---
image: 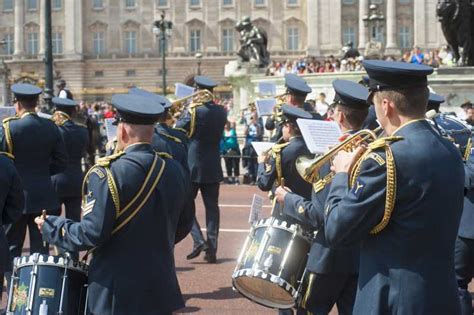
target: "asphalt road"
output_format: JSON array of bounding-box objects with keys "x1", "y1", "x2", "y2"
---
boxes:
[{"x1": 2, "y1": 184, "x2": 473, "y2": 314}]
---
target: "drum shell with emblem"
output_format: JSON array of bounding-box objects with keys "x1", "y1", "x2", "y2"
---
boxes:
[
  {"x1": 6, "y1": 254, "x2": 88, "y2": 315},
  {"x1": 431, "y1": 114, "x2": 473, "y2": 159},
  {"x1": 232, "y1": 218, "x2": 312, "y2": 309}
]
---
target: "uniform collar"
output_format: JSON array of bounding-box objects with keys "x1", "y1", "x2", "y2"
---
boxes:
[
  {"x1": 124, "y1": 142, "x2": 152, "y2": 153},
  {"x1": 392, "y1": 118, "x2": 426, "y2": 136},
  {"x1": 20, "y1": 111, "x2": 37, "y2": 119}
]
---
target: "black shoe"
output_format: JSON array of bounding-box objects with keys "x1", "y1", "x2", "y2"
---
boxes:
[
  {"x1": 187, "y1": 242, "x2": 207, "y2": 260},
  {"x1": 204, "y1": 251, "x2": 217, "y2": 263}
]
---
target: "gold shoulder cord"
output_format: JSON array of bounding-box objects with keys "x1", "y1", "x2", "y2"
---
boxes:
[
  {"x1": 187, "y1": 103, "x2": 203, "y2": 138},
  {"x1": 96, "y1": 151, "x2": 126, "y2": 215},
  {"x1": 350, "y1": 136, "x2": 403, "y2": 235},
  {"x1": 464, "y1": 137, "x2": 472, "y2": 161},
  {"x1": 2, "y1": 117, "x2": 19, "y2": 155},
  {"x1": 271, "y1": 142, "x2": 290, "y2": 186},
  {"x1": 51, "y1": 111, "x2": 71, "y2": 126},
  {"x1": 0, "y1": 151, "x2": 14, "y2": 159},
  {"x1": 158, "y1": 131, "x2": 182, "y2": 144}
]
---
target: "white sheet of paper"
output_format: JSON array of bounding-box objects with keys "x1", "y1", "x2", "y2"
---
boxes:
[
  {"x1": 255, "y1": 98, "x2": 276, "y2": 117},
  {"x1": 0, "y1": 107, "x2": 16, "y2": 121},
  {"x1": 251, "y1": 141, "x2": 275, "y2": 156},
  {"x1": 37, "y1": 112, "x2": 52, "y2": 119},
  {"x1": 104, "y1": 118, "x2": 117, "y2": 142},
  {"x1": 249, "y1": 194, "x2": 265, "y2": 224},
  {"x1": 258, "y1": 82, "x2": 276, "y2": 96},
  {"x1": 175, "y1": 83, "x2": 194, "y2": 98},
  {"x1": 297, "y1": 119, "x2": 342, "y2": 154}
]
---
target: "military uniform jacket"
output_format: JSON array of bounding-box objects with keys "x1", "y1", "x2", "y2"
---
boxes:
[
  {"x1": 152, "y1": 123, "x2": 188, "y2": 172},
  {"x1": 0, "y1": 153, "x2": 24, "y2": 274},
  {"x1": 283, "y1": 159, "x2": 359, "y2": 274},
  {"x1": 257, "y1": 136, "x2": 312, "y2": 222},
  {"x1": 176, "y1": 101, "x2": 227, "y2": 184},
  {"x1": 324, "y1": 120, "x2": 464, "y2": 315},
  {"x1": 42, "y1": 143, "x2": 194, "y2": 315},
  {"x1": 459, "y1": 138, "x2": 474, "y2": 239},
  {"x1": 51, "y1": 119, "x2": 89, "y2": 198},
  {"x1": 0, "y1": 112, "x2": 67, "y2": 213}
]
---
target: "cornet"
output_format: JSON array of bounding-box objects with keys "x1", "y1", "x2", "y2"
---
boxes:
[{"x1": 169, "y1": 89, "x2": 214, "y2": 118}]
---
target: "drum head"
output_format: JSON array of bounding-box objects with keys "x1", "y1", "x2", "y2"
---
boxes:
[{"x1": 233, "y1": 276, "x2": 294, "y2": 309}]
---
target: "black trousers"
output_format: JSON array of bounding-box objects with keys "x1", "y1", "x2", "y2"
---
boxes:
[
  {"x1": 279, "y1": 272, "x2": 358, "y2": 315},
  {"x1": 224, "y1": 156, "x2": 240, "y2": 177},
  {"x1": 189, "y1": 182, "x2": 220, "y2": 254},
  {"x1": 57, "y1": 196, "x2": 82, "y2": 260},
  {"x1": 5, "y1": 212, "x2": 56, "y2": 259},
  {"x1": 455, "y1": 236, "x2": 474, "y2": 315}
]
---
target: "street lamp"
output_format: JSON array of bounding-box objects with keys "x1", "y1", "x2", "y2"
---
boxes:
[
  {"x1": 153, "y1": 11, "x2": 173, "y2": 96},
  {"x1": 195, "y1": 52, "x2": 202, "y2": 75},
  {"x1": 43, "y1": 0, "x2": 53, "y2": 109},
  {"x1": 362, "y1": 4, "x2": 385, "y2": 43}
]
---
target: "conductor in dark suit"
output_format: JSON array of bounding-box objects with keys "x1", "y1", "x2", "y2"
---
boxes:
[
  {"x1": 36, "y1": 94, "x2": 193, "y2": 315},
  {"x1": 176, "y1": 76, "x2": 228, "y2": 263},
  {"x1": 0, "y1": 84, "x2": 67, "y2": 258}
]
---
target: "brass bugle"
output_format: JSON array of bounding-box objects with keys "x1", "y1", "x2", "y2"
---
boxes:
[
  {"x1": 169, "y1": 89, "x2": 214, "y2": 117},
  {"x1": 296, "y1": 127, "x2": 382, "y2": 184}
]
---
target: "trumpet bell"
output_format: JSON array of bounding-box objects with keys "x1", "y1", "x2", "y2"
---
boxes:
[{"x1": 296, "y1": 154, "x2": 321, "y2": 183}]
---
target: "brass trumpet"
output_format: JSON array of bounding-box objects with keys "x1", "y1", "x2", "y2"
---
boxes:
[
  {"x1": 296, "y1": 127, "x2": 382, "y2": 184},
  {"x1": 169, "y1": 89, "x2": 215, "y2": 118}
]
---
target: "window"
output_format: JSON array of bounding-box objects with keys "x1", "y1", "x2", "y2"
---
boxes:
[
  {"x1": 342, "y1": 0, "x2": 355, "y2": 4},
  {"x1": 125, "y1": 0, "x2": 135, "y2": 7},
  {"x1": 95, "y1": 70, "x2": 104, "y2": 77},
  {"x1": 222, "y1": 0, "x2": 232, "y2": 5},
  {"x1": 126, "y1": 69, "x2": 136, "y2": 77},
  {"x1": 222, "y1": 29, "x2": 233, "y2": 52},
  {"x1": 255, "y1": 0, "x2": 265, "y2": 5},
  {"x1": 399, "y1": 26, "x2": 411, "y2": 49},
  {"x1": 27, "y1": 0, "x2": 37, "y2": 10},
  {"x1": 399, "y1": 0, "x2": 410, "y2": 3},
  {"x1": 189, "y1": 29, "x2": 200, "y2": 53},
  {"x1": 93, "y1": 0, "x2": 103, "y2": 9},
  {"x1": 287, "y1": 0, "x2": 297, "y2": 5},
  {"x1": 287, "y1": 27, "x2": 299, "y2": 51},
  {"x1": 3, "y1": 33, "x2": 14, "y2": 55},
  {"x1": 52, "y1": 32, "x2": 63, "y2": 54},
  {"x1": 27, "y1": 33, "x2": 38, "y2": 55},
  {"x1": 190, "y1": 0, "x2": 200, "y2": 6},
  {"x1": 93, "y1": 32, "x2": 105, "y2": 54},
  {"x1": 343, "y1": 26, "x2": 356, "y2": 47},
  {"x1": 3, "y1": 0, "x2": 13, "y2": 11},
  {"x1": 157, "y1": 0, "x2": 168, "y2": 6},
  {"x1": 372, "y1": 26, "x2": 384, "y2": 43},
  {"x1": 124, "y1": 31, "x2": 137, "y2": 54},
  {"x1": 52, "y1": 0, "x2": 62, "y2": 10}
]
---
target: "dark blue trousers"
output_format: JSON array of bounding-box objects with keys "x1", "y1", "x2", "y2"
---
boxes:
[{"x1": 455, "y1": 236, "x2": 474, "y2": 315}]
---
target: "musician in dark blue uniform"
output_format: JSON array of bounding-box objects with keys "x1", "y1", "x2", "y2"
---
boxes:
[
  {"x1": 325, "y1": 61, "x2": 464, "y2": 314},
  {"x1": 0, "y1": 84, "x2": 67, "y2": 258},
  {"x1": 257, "y1": 104, "x2": 313, "y2": 223},
  {"x1": 427, "y1": 92, "x2": 445, "y2": 113},
  {"x1": 266, "y1": 74, "x2": 320, "y2": 141},
  {"x1": 175, "y1": 76, "x2": 227, "y2": 263},
  {"x1": 35, "y1": 94, "x2": 194, "y2": 315},
  {"x1": 0, "y1": 152, "x2": 24, "y2": 299},
  {"x1": 275, "y1": 80, "x2": 368, "y2": 315}
]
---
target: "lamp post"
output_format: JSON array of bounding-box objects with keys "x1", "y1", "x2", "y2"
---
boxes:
[
  {"x1": 43, "y1": 0, "x2": 53, "y2": 109},
  {"x1": 362, "y1": 4, "x2": 385, "y2": 43},
  {"x1": 153, "y1": 11, "x2": 173, "y2": 96},
  {"x1": 195, "y1": 52, "x2": 202, "y2": 75}
]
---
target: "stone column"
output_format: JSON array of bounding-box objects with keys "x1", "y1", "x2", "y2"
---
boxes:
[
  {"x1": 358, "y1": 0, "x2": 368, "y2": 51},
  {"x1": 306, "y1": 0, "x2": 320, "y2": 56},
  {"x1": 385, "y1": 0, "x2": 400, "y2": 55},
  {"x1": 413, "y1": 0, "x2": 426, "y2": 48},
  {"x1": 39, "y1": 0, "x2": 46, "y2": 55},
  {"x1": 64, "y1": 0, "x2": 82, "y2": 57},
  {"x1": 14, "y1": 0, "x2": 24, "y2": 56}
]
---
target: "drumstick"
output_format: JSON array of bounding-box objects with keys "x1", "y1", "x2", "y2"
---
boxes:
[{"x1": 41, "y1": 210, "x2": 47, "y2": 248}]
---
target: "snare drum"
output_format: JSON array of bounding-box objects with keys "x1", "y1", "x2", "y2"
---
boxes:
[
  {"x1": 430, "y1": 113, "x2": 473, "y2": 159},
  {"x1": 232, "y1": 217, "x2": 312, "y2": 309},
  {"x1": 6, "y1": 253, "x2": 88, "y2": 315}
]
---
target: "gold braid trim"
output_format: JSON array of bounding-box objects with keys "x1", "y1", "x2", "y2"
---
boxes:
[
  {"x1": 51, "y1": 111, "x2": 71, "y2": 126},
  {"x1": 464, "y1": 137, "x2": 472, "y2": 161},
  {"x1": 173, "y1": 127, "x2": 187, "y2": 134},
  {"x1": 158, "y1": 131, "x2": 182, "y2": 143},
  {"x1": 0, "y1": 151, "x2": 14, "y2": 159},
  {"x1": 313, "y1": 172, "x2": 335, "y2": 193},
  {"x1": 2, "y1": 116, "x2": 19, "y2": 155},
  {"x1": 349, "y1": 136, "x2": 403, "y2": 235},
  {"x1": 105, "y1": 167, "x2": 120, "y2": 216},
  {"x1": 156, "y1": 152, "x2": 173, "y2": 159},
  {"x1": 271, "y1": 142, "x2": 290, "y2": 186}
]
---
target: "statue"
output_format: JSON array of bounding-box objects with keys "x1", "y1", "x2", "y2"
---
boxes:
[
  {"x1": 437, "y1": 0, "x2": 474, "y2": 66},
  {"x1": 236, "y1": 16, "x2": 270, "y2": 68}
]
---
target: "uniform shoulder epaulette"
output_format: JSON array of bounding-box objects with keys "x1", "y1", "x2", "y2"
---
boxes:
[
  {"x1": 367, "y1": 136, "x2": 404, "y2": 151},
  {"x1": 0, "y1": 151, "x2": 15, "y2": 159},
  {"x1": 2, "y1": 116, "x2": 19, "y2": 124},
  {"x1": 156, "y1": 152, "x2": 173, "y2": 159},
  {"x1": 97, "y1": 151, "x2": 126, "y2": 167},
  {"x1": 158, "y1": 131, "x2": 182, "y2": 144},
  {"x1": 173, "y1": 127, "x2": 187, "y2": 134}
]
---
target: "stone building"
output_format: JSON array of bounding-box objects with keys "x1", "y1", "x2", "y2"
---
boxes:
[{"x1": 0, "y1": 0, "x2": 445, "y2": 102}]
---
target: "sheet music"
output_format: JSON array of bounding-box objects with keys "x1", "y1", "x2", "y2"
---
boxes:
[
  {"x1": 258, "y1": 82, "x2": 276, "y2": 96},
  {"x1": 0, "y1": 107, "x2": 16, "y2": 121},
  {"x1": 175, "y1": 83, "x2": 194, "y2": 98},
  {"x1": 104, "y1": 118, "x2": 117, "y2": 142},
  {"x1": 297, "y1": 118, "x2": 342, "y2": 154},
  {"x1": 249, "y1": 194, "x2": 265, "y2": 224},
  {"x1": 255, "y1": 98, "x2": 276, "y2": 117},
  {"x1": 251, "y1": 141, "x2": 275, "y2": 156}
]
